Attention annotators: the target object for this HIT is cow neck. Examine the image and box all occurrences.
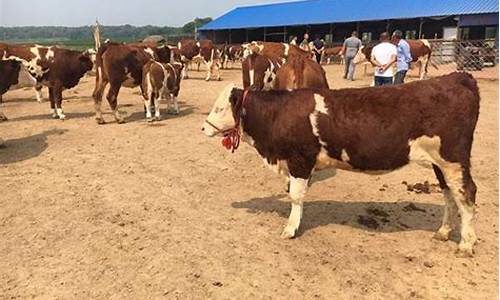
[222,89,249,153]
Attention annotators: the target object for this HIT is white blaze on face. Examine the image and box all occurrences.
[144,48,155,59]
[202,84,236,137]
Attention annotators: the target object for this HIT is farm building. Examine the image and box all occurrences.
[199,0,499,45]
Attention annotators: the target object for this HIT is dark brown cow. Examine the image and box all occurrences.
[203,72,480,257]
[218,44,243,69]
[243,41,311,61]
[274,56,329,90]
[92,41,171,124]
[354,39,436,79]
[177,39,221,81]
[141,61,184,121]
[0,43,93,120]
[242,53,283,91]
[322,46,344,64]
[0,59,21,121]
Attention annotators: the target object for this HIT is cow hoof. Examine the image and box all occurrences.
[456,244,474,258]
[52,114,59,119]
[0,115,8,122]
[58,114,66,120]
[116,118,126,124]
[217,77,222,81]
[205,78,210,82]
[280,226,296,239]
[433,228,450,241]
[154,116,161,121]
[146,118,154,123]
[96,117,106,125]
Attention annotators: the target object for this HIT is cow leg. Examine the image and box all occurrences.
[48,87,58,119]
[93,78,108,124]
[106,83,125,124]
[182,63,189,79]
[34,85,43,103]
[0,95,7,122]
[281,176,308,239]
[144,91,154,122]
[170,94,179,115]
[432,164,458,241]
[439,163,477,257]
[205,61,212,81]
[53,86,66,120]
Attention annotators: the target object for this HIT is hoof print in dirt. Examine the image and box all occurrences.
[357,215,379,229]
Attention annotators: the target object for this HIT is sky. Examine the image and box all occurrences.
[0,0,282,27]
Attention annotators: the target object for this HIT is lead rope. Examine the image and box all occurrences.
[221,89,249,153]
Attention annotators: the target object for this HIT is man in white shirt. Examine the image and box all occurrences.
[370,32,397,86]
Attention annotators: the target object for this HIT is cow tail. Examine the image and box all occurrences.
[142,70,150,100]
[289,56,305,87]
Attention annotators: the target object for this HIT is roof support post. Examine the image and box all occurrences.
[386,20,391,32]
[264,27,267,42]
[284,26,287,43]
[329,23,333,46]
[356,22,360,34]
[246,29,249,43]
[229,29,232,44]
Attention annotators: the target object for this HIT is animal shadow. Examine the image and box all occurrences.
[0,129,68,164]
[127,104,195,123]
[232,195,442,236]
[8,112,94,122]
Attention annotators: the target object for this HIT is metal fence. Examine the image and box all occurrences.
[427,39,498,80]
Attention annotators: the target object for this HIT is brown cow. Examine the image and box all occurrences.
[0,43,93,120]
[141,61,184,121]
[243,41,311,61]
[92,41,171,124]
[177,39,221,81]
[274,56,329,90]
[354,39,436,79]
[322,46,344,64]
[0,59,21,121]
[242,53,283,91]
[219,44,243,69]
[203,72,480,257]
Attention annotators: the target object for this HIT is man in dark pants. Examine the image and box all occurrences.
[312,36,325,64]
[392,30,412,84]
[370,32,397,86]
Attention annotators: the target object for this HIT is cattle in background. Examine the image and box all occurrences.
[218,44,243,69]
[92,41,171,124]
[177,39,221,81]
[0,43,93,120]
[203,72,480,257]
[141,61,184,122]
[322,46,344,64]
[243,41,311,61]
[274,56,329,90]
[228,44,243,66]
[353,39,436,79]
[0,59,21,121]
[242,53,282,91]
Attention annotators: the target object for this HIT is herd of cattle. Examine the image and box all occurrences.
[0,37,481,257]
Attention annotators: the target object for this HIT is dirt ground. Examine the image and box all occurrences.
[0,64,498,300]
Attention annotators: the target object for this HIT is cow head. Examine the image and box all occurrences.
[202,84,237,136]
[155,45,172,63]
[0,59,21,94]
[78,52,94,73]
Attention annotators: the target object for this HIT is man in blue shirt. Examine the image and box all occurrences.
[392,30,412,84]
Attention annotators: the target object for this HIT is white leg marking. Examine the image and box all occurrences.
[434,188,458,241]
[35,87,43,103]
[281,176,307,239]
[56,108,65,120]
[249,68,255,86]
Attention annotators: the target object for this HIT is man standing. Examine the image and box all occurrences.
[370,32,397,86]
[342,31,362,80]
[392,30,413,84]
[300,33,310,52]
[312,36,325,64]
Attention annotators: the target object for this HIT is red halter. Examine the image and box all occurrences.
[222,89,249,153]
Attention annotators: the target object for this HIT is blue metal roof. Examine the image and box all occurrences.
[200,0,499,30]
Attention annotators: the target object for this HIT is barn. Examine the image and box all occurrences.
[198,0,499,45]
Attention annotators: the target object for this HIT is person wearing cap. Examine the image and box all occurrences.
[341,31,362,80]
[392,30,413,84]
[370,32,397,86]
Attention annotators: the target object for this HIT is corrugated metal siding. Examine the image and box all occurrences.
[201,0,499,30]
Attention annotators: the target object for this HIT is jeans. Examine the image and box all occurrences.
[394,70,407,84]
[374,76,393,86]
[344,56,356,80]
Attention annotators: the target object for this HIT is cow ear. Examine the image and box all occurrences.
[229,88,241,107]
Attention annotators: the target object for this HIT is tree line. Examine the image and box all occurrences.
[0,17,213,43]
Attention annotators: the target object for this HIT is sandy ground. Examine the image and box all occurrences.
[0,64,498,300]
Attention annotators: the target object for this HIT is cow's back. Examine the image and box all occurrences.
[275,56,329,90]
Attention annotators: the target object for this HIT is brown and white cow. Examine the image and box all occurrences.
[322,46,344,64]
[0,59,21,121]
[141,61,184,122]
[0,43,93,119]
[353,39,436,79]
[203,72,480,257]
[218,44,243,69]
[242,53,283,91]
[92,41,171,124]
[274,56,329,90]
[243,41,311,61]
[177,39,221,81]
